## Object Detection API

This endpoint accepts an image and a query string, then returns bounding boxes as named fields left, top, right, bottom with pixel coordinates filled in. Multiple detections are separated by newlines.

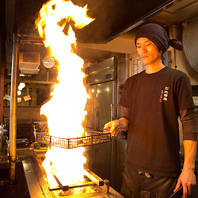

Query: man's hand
left=174, top=140, right=197, bottom=198
left=104, top=117, right=129, bottom=136
left=104, top=120, right=120, bottom=136
left=174, top=168, right=196, bottom=198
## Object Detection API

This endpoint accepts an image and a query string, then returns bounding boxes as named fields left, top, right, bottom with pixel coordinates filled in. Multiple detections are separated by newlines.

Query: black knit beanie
left=135, top=23, right=183, bottom=53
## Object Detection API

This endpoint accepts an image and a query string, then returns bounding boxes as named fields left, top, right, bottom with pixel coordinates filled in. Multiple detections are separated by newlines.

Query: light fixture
left=17, top=90, right=21, bottom=96
left=18, top=82, right=26, bottom=90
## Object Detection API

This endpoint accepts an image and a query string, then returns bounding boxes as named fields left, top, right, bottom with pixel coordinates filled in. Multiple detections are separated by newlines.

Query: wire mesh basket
left=36, top=131, right=111, bottom=149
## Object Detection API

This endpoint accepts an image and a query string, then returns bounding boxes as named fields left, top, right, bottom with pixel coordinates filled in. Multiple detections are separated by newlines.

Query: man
left=104, top=23, right=197, bottom=198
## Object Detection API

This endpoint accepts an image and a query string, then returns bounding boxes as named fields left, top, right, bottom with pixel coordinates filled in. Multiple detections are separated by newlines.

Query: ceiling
left=4, top=0, right=198, bottom=65
left=10, top=0, right=175, bottom=42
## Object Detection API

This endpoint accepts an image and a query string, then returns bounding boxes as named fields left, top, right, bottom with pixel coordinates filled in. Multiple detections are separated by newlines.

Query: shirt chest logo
left=159, top=87, right=169, bottom=102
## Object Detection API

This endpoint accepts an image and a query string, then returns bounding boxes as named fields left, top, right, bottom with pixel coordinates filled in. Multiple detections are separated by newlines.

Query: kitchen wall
left=3, top=106, right=47, bottom=122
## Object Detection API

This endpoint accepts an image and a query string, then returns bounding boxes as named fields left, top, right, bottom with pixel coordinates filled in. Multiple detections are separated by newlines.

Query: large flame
left=36, top=0, right=94, bottom=188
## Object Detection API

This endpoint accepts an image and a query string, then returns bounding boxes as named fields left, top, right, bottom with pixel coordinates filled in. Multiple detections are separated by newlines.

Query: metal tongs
left=97, top=127, right=111, bottom=133
left=85, top=127, right=110, bottom=133
left=169, top=186, right=183, bottom=198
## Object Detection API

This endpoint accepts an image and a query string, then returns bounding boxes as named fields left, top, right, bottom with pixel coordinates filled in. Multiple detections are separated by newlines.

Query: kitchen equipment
left=22, top=154, right=124, bottom=197
left=36, top=130, right=111, bottom=149
left=169, top=186, right=183, bottom=198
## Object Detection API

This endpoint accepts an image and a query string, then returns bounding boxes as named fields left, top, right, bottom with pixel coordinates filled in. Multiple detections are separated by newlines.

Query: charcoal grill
left=22, top=156, right=124, bottom=198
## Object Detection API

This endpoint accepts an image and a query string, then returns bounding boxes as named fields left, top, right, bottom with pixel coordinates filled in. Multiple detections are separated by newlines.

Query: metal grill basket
left=36, top=131, right=111, bottom=149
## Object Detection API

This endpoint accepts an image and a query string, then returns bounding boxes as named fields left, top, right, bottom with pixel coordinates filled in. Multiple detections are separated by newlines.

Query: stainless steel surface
left=86, top=54, right=129, bottom=128
left=85, top=55, right=128, bottom=187
left=16, top=138, right=29, bottom=145
left=22, top=158, right=45, bottom=198
left=84, top=141, right=112, bottom=186
left=110, top=137, right=127, bottom=192
left=87, top=57, right=116, bottom=85
left=9, top=32, right=19, bottom=183
left=97, top=82, right=114, bottom=129
left=87, top=82, right=114, bottom=130
left=115, top=54, right=130, bottom=119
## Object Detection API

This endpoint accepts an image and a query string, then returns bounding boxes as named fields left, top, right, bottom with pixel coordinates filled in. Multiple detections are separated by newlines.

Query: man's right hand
left=104, top=120, right=120, bottom=136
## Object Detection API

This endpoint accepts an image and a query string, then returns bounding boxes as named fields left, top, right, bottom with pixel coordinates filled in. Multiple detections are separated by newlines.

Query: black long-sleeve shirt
left=119, top=67, right=197, bottom=177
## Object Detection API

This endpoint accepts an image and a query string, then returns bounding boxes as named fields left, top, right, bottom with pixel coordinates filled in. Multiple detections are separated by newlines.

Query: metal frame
left=49, top=167, right=109, bottom=193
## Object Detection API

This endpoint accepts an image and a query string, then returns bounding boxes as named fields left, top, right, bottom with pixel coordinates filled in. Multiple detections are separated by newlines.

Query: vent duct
left=183, top=18, right=198, bottom=72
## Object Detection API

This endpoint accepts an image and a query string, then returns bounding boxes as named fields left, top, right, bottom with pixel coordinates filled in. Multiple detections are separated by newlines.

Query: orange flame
left=36, top=0, right=94, bottom=187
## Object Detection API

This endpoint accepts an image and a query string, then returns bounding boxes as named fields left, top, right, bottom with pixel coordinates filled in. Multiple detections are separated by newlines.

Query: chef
left=104, top=23, right=197, bottom=198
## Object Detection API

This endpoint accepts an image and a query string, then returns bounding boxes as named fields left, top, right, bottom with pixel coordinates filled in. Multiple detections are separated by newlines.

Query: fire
left=36, top=0, right=94, bottom=188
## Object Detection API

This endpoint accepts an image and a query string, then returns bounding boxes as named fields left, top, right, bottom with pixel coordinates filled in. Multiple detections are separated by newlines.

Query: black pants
left=120, top=168, right=182, bottom=198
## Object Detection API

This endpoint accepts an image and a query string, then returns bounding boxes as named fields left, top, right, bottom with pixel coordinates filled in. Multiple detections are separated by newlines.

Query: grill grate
left=36, top=131, right=111, bottom=149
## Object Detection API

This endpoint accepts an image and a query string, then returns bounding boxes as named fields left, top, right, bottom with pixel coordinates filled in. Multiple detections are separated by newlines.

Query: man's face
left=136, top=37, right=162, bottom=66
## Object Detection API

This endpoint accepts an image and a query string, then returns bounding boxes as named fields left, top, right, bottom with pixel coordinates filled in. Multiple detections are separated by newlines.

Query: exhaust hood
left=73, top=0, right=175, bottom=43
left=10, top=0, right=175, bottom=43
